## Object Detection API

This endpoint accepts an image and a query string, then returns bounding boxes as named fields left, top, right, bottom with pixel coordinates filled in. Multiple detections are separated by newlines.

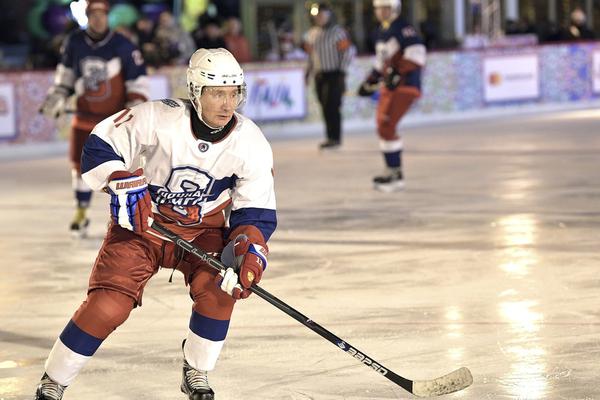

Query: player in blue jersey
left=39, top=0, right=148, bottom=237
left=358, top=0, right=426, bottom=192
left=33, top=48, right=277, bottom=400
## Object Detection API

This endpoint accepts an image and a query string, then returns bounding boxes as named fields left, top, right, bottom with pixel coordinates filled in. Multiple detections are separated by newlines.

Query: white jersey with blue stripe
left=81, top=98, right=276, bottom=243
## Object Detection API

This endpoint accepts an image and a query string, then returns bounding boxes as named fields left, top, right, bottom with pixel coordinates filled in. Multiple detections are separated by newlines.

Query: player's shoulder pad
left=234, top=112, right=266, bottom=140
left=233, top=113, right=273, bottom=163
left=392, top=18, right=419, bottom=38
left=160, top=98, right=182, bottom=108
left=62, top=29, right=85, bottom=52
left=113, top=98, right=182, bottom=123
left=151, top=97, right=186, bottom=108
left=112, top=31, right=142, bottom=55
left=112, top=31, right=136, bottom=47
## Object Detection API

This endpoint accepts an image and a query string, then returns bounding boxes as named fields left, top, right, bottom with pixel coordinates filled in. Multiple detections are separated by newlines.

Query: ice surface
left=1, top=109, right=600, bottom=399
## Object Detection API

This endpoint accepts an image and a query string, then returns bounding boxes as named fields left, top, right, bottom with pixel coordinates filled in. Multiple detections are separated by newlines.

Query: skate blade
left=374, top=181, right=405, bottom=192
left=70, top=220, right=90, bottom=239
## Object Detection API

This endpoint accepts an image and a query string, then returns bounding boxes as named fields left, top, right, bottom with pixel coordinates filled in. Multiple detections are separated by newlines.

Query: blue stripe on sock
left=76, top=191, right=92, bottom=208
left=59, top=320, right=103, bottom=357
left=189, top=311, right=230, bottom=341
left=383, top=151, right=401, bottom=168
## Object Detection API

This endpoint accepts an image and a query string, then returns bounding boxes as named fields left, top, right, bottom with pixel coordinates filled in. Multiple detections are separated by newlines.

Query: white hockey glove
left=39, top=87, right=69, bottom=118
left=106, top=169, right=153, bottom=234
left=217, top=234, right=267, bottom=300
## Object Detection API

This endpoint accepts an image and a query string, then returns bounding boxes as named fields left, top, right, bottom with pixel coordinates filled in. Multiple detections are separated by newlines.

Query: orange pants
left=376, top=86, right=421, bottom=141
left=72, top=224, right=235, bottom=339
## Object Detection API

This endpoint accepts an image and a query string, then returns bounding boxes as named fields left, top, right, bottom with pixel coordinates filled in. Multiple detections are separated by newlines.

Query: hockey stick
left=150, top=221, right=473, bottom=397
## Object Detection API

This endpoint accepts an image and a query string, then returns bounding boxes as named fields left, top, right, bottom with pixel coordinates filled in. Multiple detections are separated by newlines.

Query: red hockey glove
left=106, top=169, right=153, bottom=234
left=217, top=235, right=268, bottom=299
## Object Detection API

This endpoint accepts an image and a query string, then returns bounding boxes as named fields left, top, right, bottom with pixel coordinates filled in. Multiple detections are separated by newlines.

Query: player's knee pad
left=377, top=124, right=397, bottom=141
left=72, top=289, right=135, bottom=339
left=190, top=269, right=236, bottom=321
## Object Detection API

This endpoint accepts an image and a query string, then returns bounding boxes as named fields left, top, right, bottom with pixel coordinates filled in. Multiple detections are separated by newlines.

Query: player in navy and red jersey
left=40, top=0, right=148, bottom=236
left=358, top=0, right=426, bottom=192
left=33, top=48, right=276, bottom=400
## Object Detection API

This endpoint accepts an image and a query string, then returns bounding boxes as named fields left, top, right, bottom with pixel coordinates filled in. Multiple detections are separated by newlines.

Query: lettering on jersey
left=113, top=108, right=133, bottom=128
left=156, top=167, right=215, bottom=226
left=401, top=26, right=417, bottom=38
left=161, top=99, right=181, bottom=108
left=338, top=341, right=388, bottom=376
left=81, top=57, right=109, bottom=100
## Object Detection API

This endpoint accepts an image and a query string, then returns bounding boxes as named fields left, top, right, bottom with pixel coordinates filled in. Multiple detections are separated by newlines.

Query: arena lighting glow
left=310, top=3, right=319, bottom=16
left=70, top=0, right=88, bottom=28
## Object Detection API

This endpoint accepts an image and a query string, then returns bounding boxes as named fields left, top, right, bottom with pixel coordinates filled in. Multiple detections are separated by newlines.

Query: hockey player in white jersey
left=33, top=48, right=277, bottom=400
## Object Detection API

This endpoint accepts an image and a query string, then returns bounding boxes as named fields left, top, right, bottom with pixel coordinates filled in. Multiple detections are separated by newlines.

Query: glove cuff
left=248, top=243, right=268, bottom=271
left=107, top=170, right=147, bottom=195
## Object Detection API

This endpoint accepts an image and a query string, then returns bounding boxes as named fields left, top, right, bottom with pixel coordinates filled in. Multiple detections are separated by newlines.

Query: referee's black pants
left=315, top=70, right=345, bottom=144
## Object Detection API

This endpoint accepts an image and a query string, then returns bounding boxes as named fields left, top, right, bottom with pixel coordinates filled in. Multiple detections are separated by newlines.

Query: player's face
left=200, top=86, right=240, bottom=127
left=374, top=6, right=393, bottom=22
left=87, top=10, right=109, bottom=36
left=313, top=10, right=331, bottom=27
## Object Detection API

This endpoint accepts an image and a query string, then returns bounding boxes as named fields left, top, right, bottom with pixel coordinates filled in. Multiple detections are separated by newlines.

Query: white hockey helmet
left=187, top=48, right=246, bottom=116
left=373, top=0, right=401, bottom=11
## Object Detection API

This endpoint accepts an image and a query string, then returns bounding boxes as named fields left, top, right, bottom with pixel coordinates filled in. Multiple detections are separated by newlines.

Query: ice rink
left=1, top=108, right=600, bottom=399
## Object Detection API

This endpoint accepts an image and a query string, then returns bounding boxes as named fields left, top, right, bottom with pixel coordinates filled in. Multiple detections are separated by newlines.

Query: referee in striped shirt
left=304, top=2, right=355, bottom=150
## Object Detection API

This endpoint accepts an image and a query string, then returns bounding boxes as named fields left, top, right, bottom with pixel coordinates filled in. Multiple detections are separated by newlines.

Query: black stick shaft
left=151, top=221, right=413, bottom=393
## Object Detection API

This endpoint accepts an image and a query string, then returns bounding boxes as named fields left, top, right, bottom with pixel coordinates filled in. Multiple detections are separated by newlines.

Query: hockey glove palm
left=217, top=235, right=267, bottom=299
left=107, top=169, right=153, bottom=234
left=39, top=87, right=69, bottom=118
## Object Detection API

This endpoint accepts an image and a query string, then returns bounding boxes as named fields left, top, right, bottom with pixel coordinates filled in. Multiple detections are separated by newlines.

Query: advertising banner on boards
left=483, top=54, right=540, bottom=103
left=242, top=68, right=307, bottom=121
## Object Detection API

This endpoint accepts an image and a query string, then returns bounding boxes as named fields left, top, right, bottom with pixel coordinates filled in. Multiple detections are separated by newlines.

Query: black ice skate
left=181, top=341, right=214, bottom=400
left=319, top=140, right=341, bottom=150
left=70, top=218, right=90, bottom=238
left=373, top=168, right=404, bottom=192
left=34, top=372, right=66, bottom=400
left=69, top=208, right=90, bottom=239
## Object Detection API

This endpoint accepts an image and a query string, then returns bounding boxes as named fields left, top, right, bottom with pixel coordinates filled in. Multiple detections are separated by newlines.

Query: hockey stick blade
left=411, top=366, right=473, bottom=397
left=150, top=221, right=474, bottom=397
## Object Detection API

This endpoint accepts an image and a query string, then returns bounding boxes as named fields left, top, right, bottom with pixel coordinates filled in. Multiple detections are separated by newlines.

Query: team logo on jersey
left=198, top=142, right=209, bottom=152
left=81, top=57, right=109, bottom=100
left=155, top=167, right=215, bottom=226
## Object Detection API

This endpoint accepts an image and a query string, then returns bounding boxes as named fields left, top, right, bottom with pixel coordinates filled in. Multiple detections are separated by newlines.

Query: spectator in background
left=37, top=0, right=148, bottom=238
left=154, top=10, right=195, bottom=65
left=419, top=18, right=438, bottom=49
left=303, top=2, right=354, bottom=150
left=541, top=21, right=564, bottom=43
left=565, top=7, right=595, bottom=41
left=265, top=30, right=307, bottom=62
left=193, top=16, right=227, bottom=50
left=133, top=16, right=160, bottom=68
left=223, top=16, right=252, bottom=63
